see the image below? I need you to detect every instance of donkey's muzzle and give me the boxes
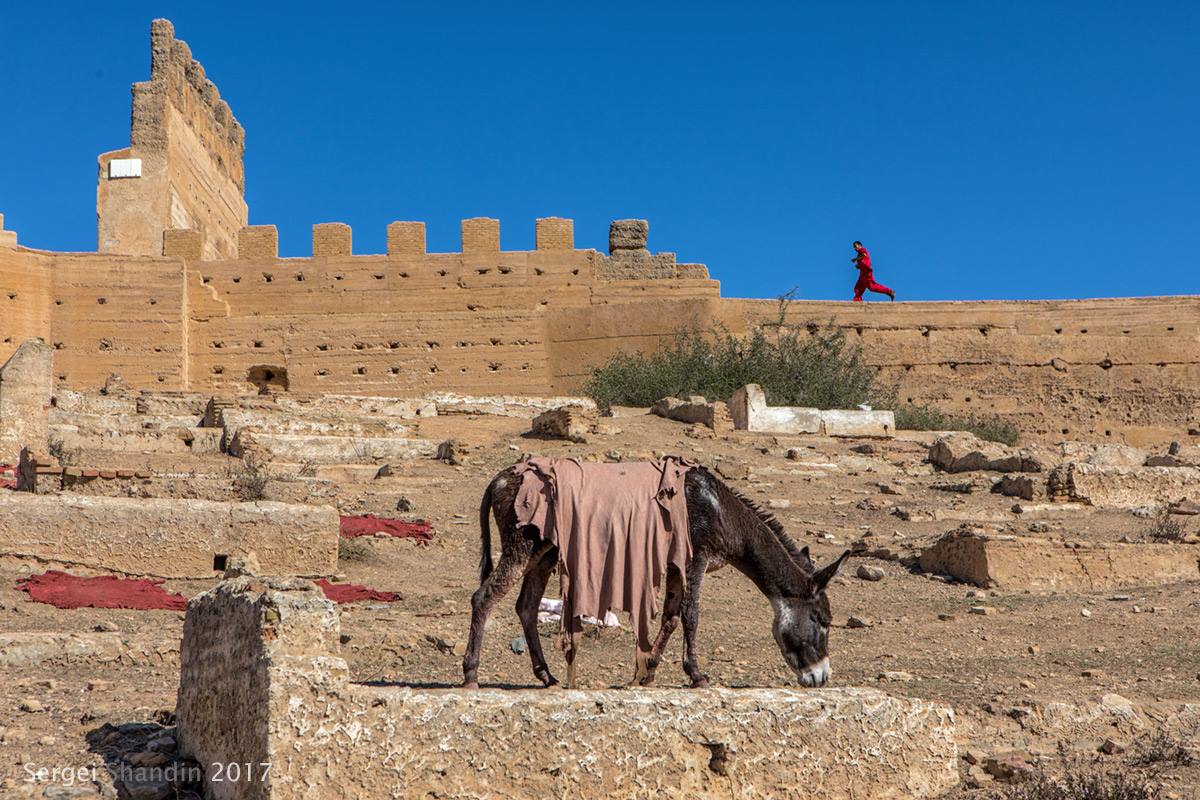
[797,657,831,688]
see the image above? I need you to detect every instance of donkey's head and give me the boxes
[770,548,850,688]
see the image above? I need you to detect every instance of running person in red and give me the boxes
[851,240,895,301]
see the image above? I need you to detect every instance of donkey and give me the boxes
[461,463,850,689]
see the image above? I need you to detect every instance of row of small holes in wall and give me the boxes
[300,363,532,377]
[53,374,169,383]
[200,266,576,284]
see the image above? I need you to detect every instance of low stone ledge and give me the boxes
[0,632,126,667]
[1050,462,1200,508]
[918,530,1200,590]
[0,493,338,578]
[427,391,597,417]
[230,430,435,464]
[177,578,958,800]
[730,384,894,437]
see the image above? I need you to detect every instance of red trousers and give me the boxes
[853,272,892,301]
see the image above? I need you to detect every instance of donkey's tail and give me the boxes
[478,481,494,583]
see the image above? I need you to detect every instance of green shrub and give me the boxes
[583,323,1020,444]
[892,403,1021,446]
[584,326,877,411]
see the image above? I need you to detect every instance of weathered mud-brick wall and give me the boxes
[97,19,247,260]
[0,242,53,368]
[177,578,960,800]
[722,296,1200,446]
[0,339,53,463]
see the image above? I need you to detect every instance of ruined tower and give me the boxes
[96,19,248,260]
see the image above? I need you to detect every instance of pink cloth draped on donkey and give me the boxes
[513,456,694,652]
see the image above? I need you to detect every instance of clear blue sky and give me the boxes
[2,2,1197,301]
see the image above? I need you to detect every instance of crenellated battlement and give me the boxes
[159,217,710,278]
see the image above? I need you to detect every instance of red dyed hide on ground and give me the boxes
[338,515,433,542]
[314,579,399,604]
[16,570,187,611]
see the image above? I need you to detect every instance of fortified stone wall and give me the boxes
[97,19,247,260]
[720,297,1200,445]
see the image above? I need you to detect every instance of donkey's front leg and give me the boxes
[639,566,684,686]
[680,553,710,688]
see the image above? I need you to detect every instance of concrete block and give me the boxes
[0,338,54,464]
[918,530,1200,590]
[535,217,574,250]
[729,384,821,434]
[820,409,895,438]
[0,492,338,578]
[177,578,960,800]
[312,222,351,258]
[461,217,500,252]
[386,221,426,257]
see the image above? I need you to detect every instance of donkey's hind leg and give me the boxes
[515,545,558,687]
[462,534,535,689]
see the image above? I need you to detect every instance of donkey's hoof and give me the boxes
[690,676,710,689]
[461,681,480,690]
[541,675,559,688]
[637,671,658,687]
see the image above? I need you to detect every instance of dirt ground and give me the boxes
[1,413,1198,798]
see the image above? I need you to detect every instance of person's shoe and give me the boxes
[888,290,896,302]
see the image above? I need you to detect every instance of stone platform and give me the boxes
[919,529,1200,590]
[177,577,959,799]
[0,493,338,578]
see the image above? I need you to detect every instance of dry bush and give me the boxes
[230,455,269,502]
[338,537,376,563]
[1147,507,1188,543]
[1132,730,1196,768]
[1001,769,1161,800]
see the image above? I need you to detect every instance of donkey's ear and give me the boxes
[812,550,851,592]
[799,545,811,564]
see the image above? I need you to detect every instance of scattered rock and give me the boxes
[851,443,878,455]
[531,407,596,443]
[929,432,1042,474]
[767,499,790,509]
[87,679,114,692]
[846,616,873,629]
[877,483,904,496]
[969,606,998,616]
[937,613,956,622]
[1081,668,1105,679]
[1081,608,1092,618]
[1099,738,1127,755]
[18,698,44,713]
[94,621,121,633]
[984,754,1034,783]
[877,670,914,682]
[855,564,885,582]
[126,750,169,768]
[510,636,526,655]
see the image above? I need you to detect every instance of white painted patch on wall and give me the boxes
[108,158,142,179]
